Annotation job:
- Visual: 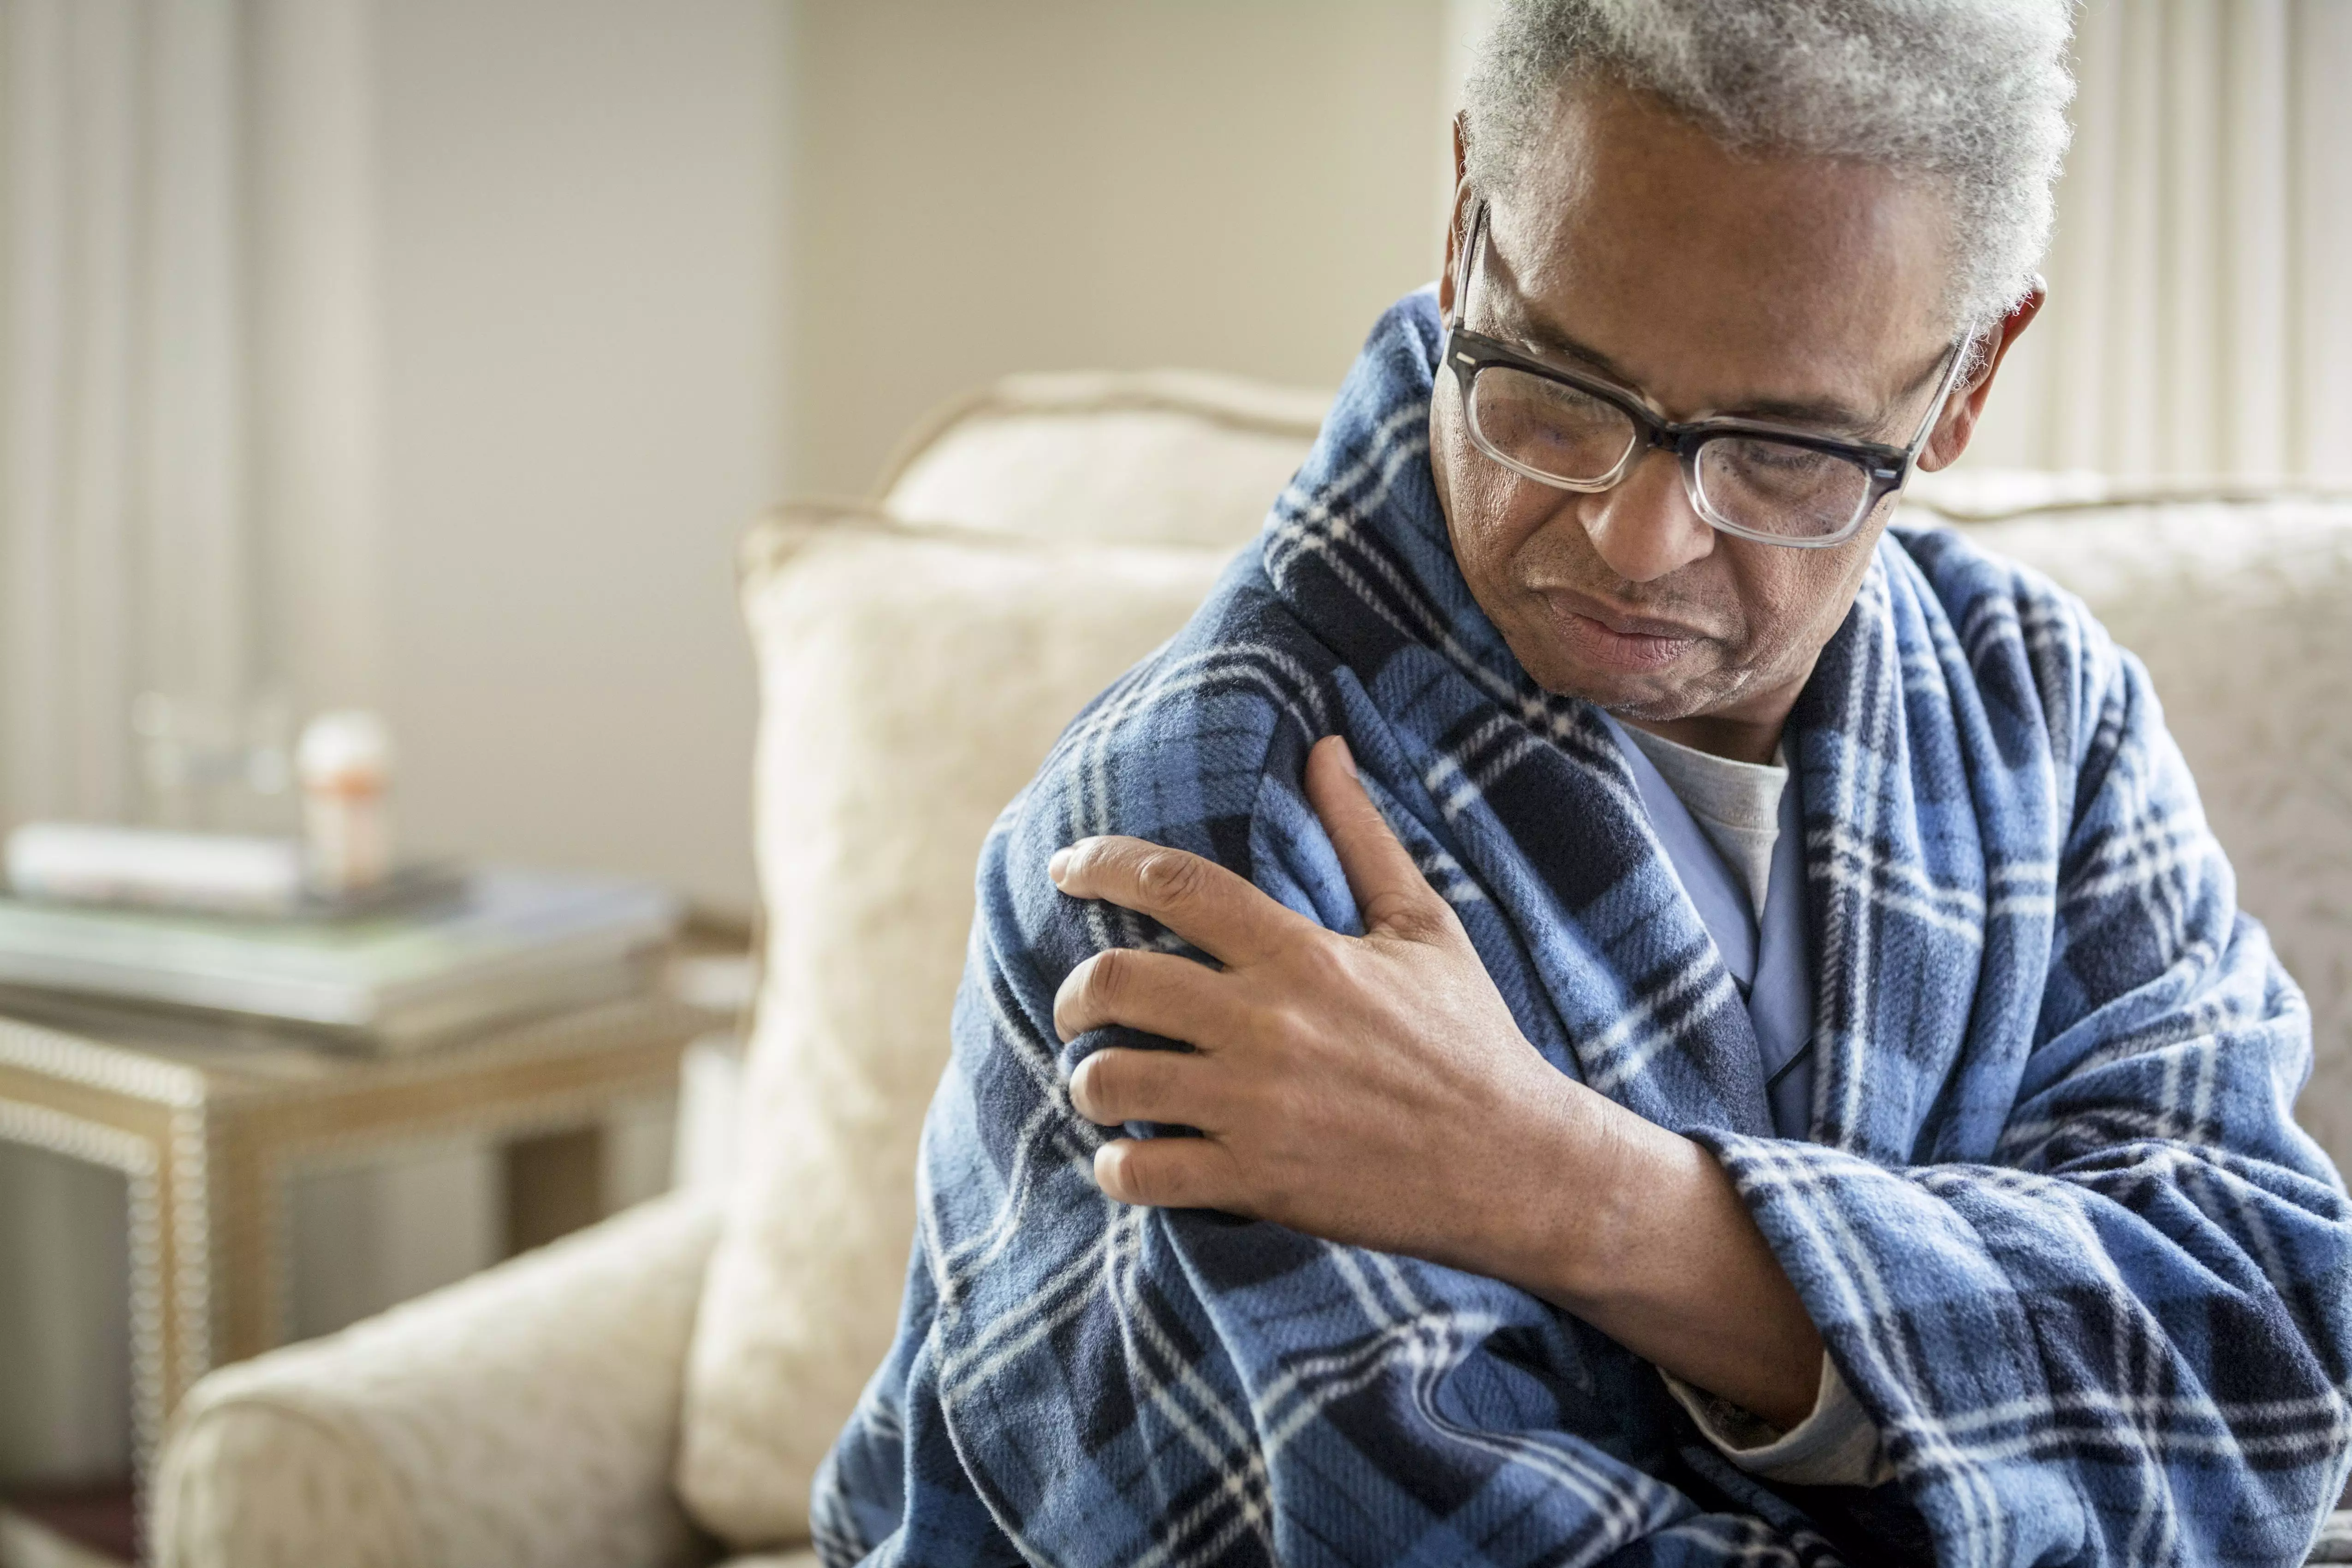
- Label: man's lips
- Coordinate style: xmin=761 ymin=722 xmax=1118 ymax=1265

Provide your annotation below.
xmin=1535 ymin=588 xmax=1711 ymax=673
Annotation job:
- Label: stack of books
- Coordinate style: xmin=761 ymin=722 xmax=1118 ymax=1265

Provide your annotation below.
xmin=0 ymin=852 xmax=683 ymax=1054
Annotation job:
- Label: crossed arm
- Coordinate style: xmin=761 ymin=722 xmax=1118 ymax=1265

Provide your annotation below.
xmin=1048 ymin=732 xmax=1825 ymax=1430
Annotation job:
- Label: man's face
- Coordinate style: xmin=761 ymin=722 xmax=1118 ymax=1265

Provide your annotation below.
xmin=1432 ymin=86 xmax=1991 ymax=743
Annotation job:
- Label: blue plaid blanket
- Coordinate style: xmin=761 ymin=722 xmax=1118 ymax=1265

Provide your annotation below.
xmin=812 ymin=292 xmax=2352 ymax=1566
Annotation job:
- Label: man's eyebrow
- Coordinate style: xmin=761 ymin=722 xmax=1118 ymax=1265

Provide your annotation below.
xmin=1722 ymin=392 xmax=1883 ymax=437
xmin=1507 ymin=319 xmax=1645 ymax=393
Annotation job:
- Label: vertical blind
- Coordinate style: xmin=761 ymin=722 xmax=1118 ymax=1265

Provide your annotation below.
xmin=0 ymin=0 xmax=379 ymax=838
xmin=1967 ymin=0 xmax=2352 ymax=479
xmin=1 ymin=0 xmax=254 ymax=830
xmin=0 ymin=0 xmax=379 ymax=1485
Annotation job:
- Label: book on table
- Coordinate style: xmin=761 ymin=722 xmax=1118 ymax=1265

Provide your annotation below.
xmin=0 ymin=868 xmax=683 ymax=1053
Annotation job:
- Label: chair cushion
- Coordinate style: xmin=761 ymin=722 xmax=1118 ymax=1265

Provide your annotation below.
xmin=1921 ymin=487 xmax=2352 ymax=1173
xmin=875 ymin=368 xmax=1325 ymax=549
xmin=675 ymin=505 xmax=1236 ymax=1547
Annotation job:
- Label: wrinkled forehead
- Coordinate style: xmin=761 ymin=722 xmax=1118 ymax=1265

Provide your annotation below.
xmin=1483 ymin=84 xmax=1959 ymax=428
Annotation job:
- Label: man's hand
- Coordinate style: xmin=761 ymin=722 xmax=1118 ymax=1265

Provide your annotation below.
xmin=1051 ymin=733 xmax=1827 ymax=1431
xmin=1051 ymin=733 xmax=1594 ymax=1276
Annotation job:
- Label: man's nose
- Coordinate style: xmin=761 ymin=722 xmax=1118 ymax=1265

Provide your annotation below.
xmin=1576 ymin=448 xmax=1716 ymax=583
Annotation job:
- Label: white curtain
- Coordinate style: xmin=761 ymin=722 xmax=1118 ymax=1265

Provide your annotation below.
xmin=0 ymin=0 xmax=385 ymax=1485
xmin=1 ymin=0 xmax=252 ymax=829
xmin=1967 ymin=0 xmax=2352 ymax=480
xmin=0 ymin=0 xmax=381 ymax=837
xmin=0 ymin=0 xmax=252 ymax=1486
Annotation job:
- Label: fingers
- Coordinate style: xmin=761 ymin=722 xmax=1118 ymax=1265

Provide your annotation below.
xmin=1068 ymin=1046 xmax=1223 ymax=1128
xmin=1053 ymin=946 xmax=1233 ymax=1045
xmin=1049 ymin=836 xmax=1306 ymax=967
xmin=1302 ymin=735 xmax=1453 ymax=942
xmin=1093 ymin=1134 xmax=1245 ymax=1212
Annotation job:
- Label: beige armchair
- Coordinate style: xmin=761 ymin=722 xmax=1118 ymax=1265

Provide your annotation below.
xmin=155 ymin=370 xmax=2352 ymax=1565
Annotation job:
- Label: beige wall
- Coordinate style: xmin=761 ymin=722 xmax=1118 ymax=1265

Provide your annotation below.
xmin=264 ymin=0 xmax=1468 ymax=1360
xmin=361 ymin=0 xmax=1465 ymax=912
xmin=790 ymin=0 xmax=1458 ymax=497
xmin=238 ymin=0 xmax=792 ymax=1378
xmin=372 ymin=0 xmax=786 ymax=913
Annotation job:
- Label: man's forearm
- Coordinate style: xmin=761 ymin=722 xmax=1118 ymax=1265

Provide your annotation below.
xmin=1473 ymin=1077 xmax=1825 ymax=1431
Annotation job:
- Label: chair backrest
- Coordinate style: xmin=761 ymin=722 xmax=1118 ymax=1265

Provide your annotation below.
xmin=875 ymin=368 xmax=1328 ymax=549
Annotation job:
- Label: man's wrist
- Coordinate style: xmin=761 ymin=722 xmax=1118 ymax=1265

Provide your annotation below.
xmin=1477 ymin=1076 xmax=1650 ymax=1313
xmin=1470 ymin=1083 xmax=1824 ymax=1429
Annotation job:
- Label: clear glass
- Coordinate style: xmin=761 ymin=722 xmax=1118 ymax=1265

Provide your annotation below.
xmin=1463 ymin=365 xmax=1639 ymax=483
xmin=1693 ymin=438 xmax=1877 ymax=541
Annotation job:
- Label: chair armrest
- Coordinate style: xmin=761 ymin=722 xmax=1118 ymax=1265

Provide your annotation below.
xmin=155 ymin=1188 xmax=723 ymax=1568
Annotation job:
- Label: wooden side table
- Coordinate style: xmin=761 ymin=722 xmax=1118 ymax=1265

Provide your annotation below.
xmin=0 ymin=988 xmax=716 ymax=1477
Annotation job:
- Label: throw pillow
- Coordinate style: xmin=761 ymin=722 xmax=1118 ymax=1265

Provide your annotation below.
xmin=676 ymin=505 xmax=1236 ymax=1546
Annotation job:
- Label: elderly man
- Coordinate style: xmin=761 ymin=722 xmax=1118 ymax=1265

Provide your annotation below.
xmin=814 ymin=2 xmax=2352 ymax=1563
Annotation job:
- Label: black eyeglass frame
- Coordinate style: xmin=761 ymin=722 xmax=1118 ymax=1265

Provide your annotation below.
xmin=1440 ymin=200 xmax=1969 ymax=549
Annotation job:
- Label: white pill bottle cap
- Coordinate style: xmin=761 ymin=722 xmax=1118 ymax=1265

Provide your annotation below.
xmin=297 ymin=710 xmax=393 ymax=793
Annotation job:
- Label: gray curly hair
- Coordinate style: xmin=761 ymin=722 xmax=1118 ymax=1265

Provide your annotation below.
xmin=1461 ymin=0 xmax=2076 ymax=329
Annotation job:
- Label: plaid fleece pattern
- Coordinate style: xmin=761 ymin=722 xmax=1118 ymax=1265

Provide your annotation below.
xmin=811 ymin=292 xmax=2352 ymax=1567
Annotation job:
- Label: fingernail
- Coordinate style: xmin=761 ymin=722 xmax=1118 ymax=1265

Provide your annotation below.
xmin=1048 ymin=847 xmax=1072 ymax=885
xmin=1331 ymin=736 xmax=1358 ymax=779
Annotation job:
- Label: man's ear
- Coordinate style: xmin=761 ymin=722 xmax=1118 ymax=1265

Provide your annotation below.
xmin=1438 ymin=114 xmax=1474 ymax=319
xmin=1918 ymin=281 xmax=2045 ymax=471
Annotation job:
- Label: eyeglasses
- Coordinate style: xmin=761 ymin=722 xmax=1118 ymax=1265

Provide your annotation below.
xmin=1440 ymin=201 xmax=1970 ymax=548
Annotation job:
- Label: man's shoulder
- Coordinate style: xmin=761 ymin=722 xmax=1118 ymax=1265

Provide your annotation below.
xmin=1884 ymin=519 xmax=2124 ymax=743
xmin=1002 ymin=553 xmax=1342 ymax=872
xmin=1887 ymin=518 xmax=2099 ymax=637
